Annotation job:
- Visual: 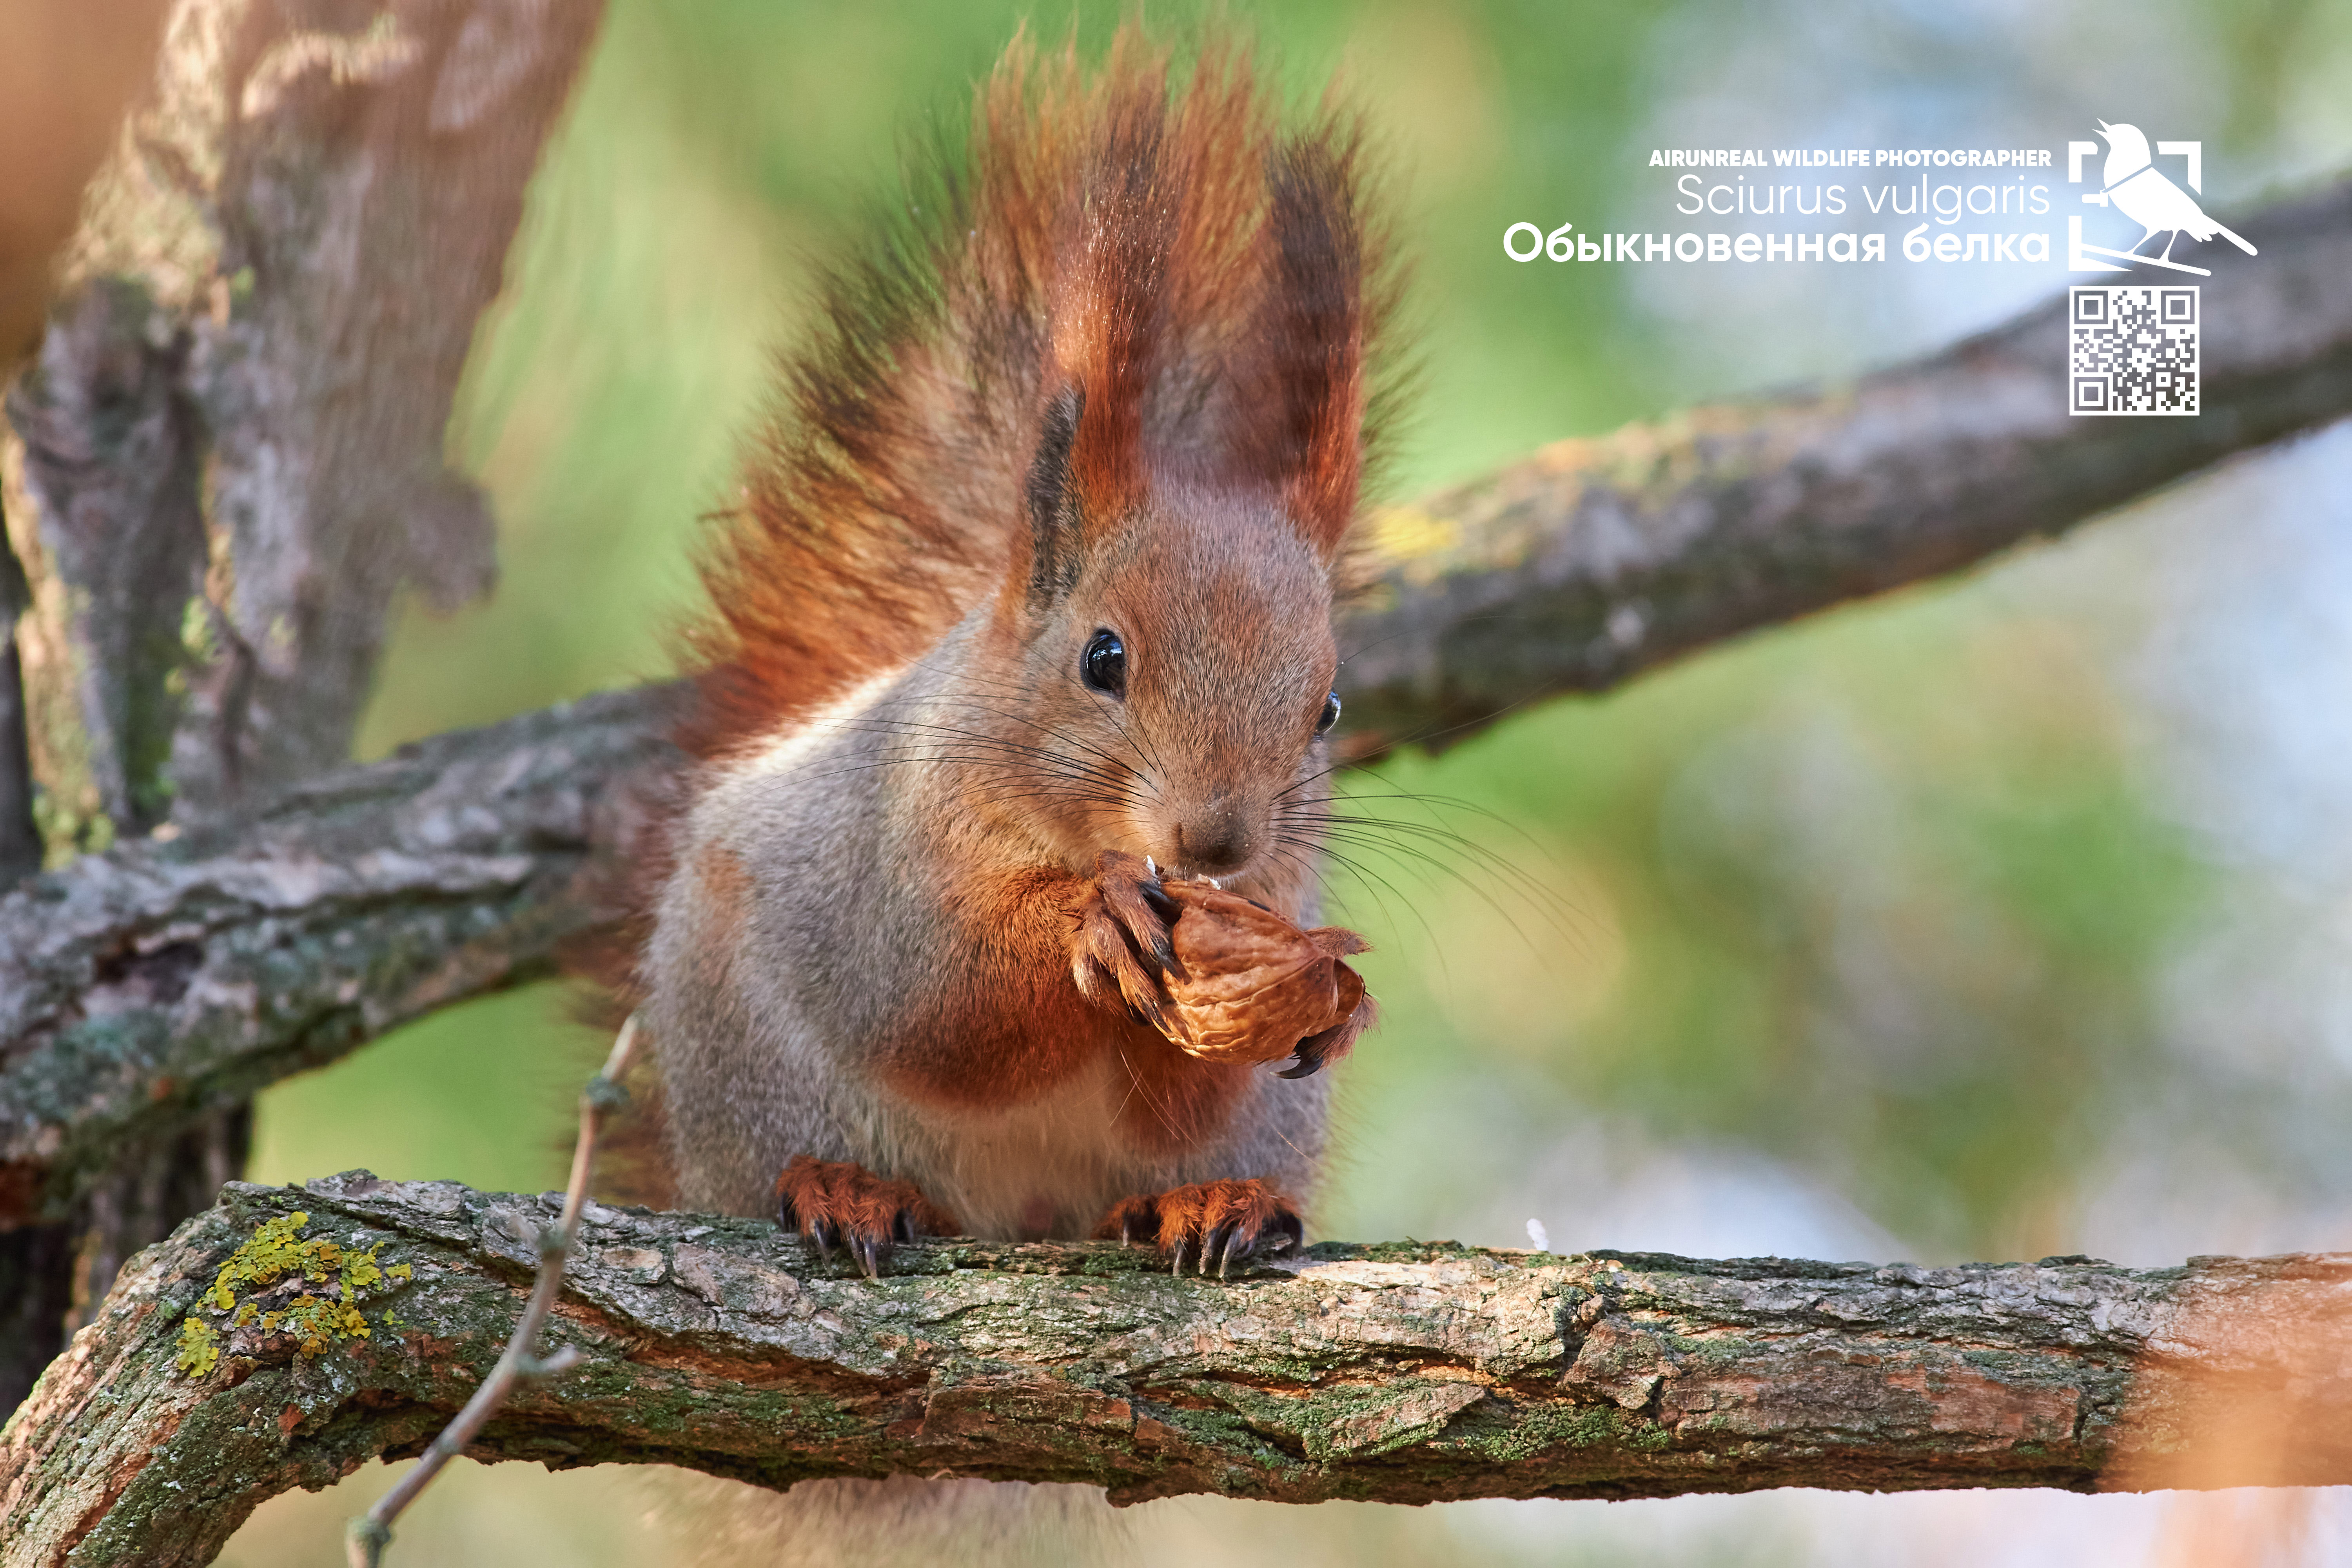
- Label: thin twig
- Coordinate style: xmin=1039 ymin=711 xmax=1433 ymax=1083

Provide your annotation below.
xmin=345 ymin=1014 xmax=642 ymax=1568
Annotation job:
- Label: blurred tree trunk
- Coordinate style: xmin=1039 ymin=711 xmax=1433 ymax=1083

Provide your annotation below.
xmin=0 ymin=536 xmax=37 ymax=885
xmin=0 ymin=0 xmax=604 ymax=1414
xmin=0 ymin=0 xmax=173 ymax=1426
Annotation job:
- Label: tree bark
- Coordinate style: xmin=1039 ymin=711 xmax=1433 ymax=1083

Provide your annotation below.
xmin=0 ymin=0 xmax=606 ymax=1409
xmin=7 ymin=0 xmax=605 ymax=836
xmin=2 ymin=1174 xmax=2346 ymax=1566
xmin=0 ymin=684 xmax=679 ymax=1229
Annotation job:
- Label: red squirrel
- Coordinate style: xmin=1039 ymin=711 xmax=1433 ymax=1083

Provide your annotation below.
xmin=637 ymin=27 xmax=1391 ymax=1278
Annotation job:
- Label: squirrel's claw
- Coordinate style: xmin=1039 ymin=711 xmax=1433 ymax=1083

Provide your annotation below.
xmin=1081 ymin=904 xmax=1172 ymax=1032
xmin=1096 ymin=849 xmax=1177 ymax=971
xmin=1094 ymin=1179 xmax=1301 ymax=1278
xmin=1072 ymin=849 xmax=1180 ymax=1031
xmin=1279 ymin=989 xmax=1377 ymax=1080
xmin=773 ymin=1155 xmax=957 ymax=1278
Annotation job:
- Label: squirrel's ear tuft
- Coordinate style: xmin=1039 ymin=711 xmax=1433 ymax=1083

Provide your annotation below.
xmin=1023 ymin=383 xmax=1087 ymax=610
xmin=1243 ymin=131 xmax=1371 ymax=558
xmin=1035 ymin=56 xmax=1167 ymax=561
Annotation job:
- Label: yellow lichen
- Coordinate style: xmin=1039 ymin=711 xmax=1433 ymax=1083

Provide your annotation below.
xmin=174 ymin=1209 xmax=410 ymax=1379
xmin=341 ymin=1247 xmax=383 ymax=1294
xmin=175 ymin=1316 xmax=220 ymax=1378
xmin=208 ymin=1210 xmax=316 ymax=1302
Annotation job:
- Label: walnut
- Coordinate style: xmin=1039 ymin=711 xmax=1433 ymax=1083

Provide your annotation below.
xmin=1153 ymin=879 xmax=1370 ymax=1067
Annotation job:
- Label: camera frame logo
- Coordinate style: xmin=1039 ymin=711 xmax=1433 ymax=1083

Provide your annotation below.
xmin=2070 ymin=285 xmax=2198 ymax=417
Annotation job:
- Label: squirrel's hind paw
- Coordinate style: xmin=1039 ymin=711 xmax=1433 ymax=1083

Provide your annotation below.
xmin=1095 ymin=1179 xmax=1303 ymax=1279
xmin=774 ymin=1156 xmax=957 ymax=1278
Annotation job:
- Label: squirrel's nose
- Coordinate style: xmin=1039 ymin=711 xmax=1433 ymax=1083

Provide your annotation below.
xmin=1174 ymin=806 xmax=1255 ymax=876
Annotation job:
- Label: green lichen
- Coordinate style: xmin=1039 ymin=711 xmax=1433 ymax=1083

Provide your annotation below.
xmin=1468 ymin=1399 xmax=1675 ymax=1464
xmin=174 ymin=1209 xmax=410 ymax=1378
xmin=1137 ymin=1399 xmax=1303 ymax=1471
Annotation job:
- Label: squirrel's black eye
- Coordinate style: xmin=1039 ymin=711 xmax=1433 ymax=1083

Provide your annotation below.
xmin=1316 ymin=690 xmax=1341 ymax=735
xmin=1081 ymin=629 xmax=1126 ymax=697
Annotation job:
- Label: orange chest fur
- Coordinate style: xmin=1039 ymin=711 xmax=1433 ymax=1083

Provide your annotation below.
xmin=874 ymin=865 xmax=1249 ymax=1154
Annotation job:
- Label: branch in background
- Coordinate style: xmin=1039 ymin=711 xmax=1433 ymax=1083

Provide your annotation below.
xmin=4 ymin=179 xmax=2352 ymax=1265
xmin=1334 ymin=176 xmax=2352 ymax=758
xmin=0 ymin=685 xmax=679 ymax=1230
xmin=2 ymin=1176 xmax=2345 ymax=1566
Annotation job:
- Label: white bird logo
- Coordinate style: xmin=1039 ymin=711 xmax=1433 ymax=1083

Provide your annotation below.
xmin=2083 ymin=120 xmax=2256 ymax=265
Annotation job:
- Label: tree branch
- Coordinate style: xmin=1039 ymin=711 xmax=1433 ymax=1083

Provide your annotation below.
xmin=0 ymin=686 xmax=679 ymax=1228
xmin=2 ymin=1174 xmax=2345 ymax=1566
xmin=5 ymin=177 xmax=2352 ymax=1230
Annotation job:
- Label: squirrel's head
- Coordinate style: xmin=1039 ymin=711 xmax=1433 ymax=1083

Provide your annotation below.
xmin=985 ymin=422 xmax=1345 ymax=879
xmin=966 ymin=73 xmax=1384 ymax=883
xmin=686 ymin=31 xmax=1394 ymax=800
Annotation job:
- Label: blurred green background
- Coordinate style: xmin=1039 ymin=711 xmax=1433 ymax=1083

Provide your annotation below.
xmin=227 ymin=0 xmax=2352 ymax=1563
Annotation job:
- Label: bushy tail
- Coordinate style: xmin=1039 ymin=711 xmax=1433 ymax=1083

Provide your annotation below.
xmin=641 ymin=1472 xmax=1135 ymax=1568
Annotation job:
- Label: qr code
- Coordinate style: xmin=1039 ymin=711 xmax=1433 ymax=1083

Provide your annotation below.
xmin=2069 ymin=287 xmax=2198 ymax=416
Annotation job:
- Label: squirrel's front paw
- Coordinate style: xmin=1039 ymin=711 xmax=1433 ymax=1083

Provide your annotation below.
xmin=1096 ymin=1179 xmax=1303 ymax=1278
xmin=1071 ymin=848 xmax=1180 ymax=1033
xmin=774 ymin=1156 xmax=957 ymax=1278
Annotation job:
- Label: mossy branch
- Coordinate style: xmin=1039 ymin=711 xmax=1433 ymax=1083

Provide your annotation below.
xmin=0 ymin=685 xmax=681 ymax=1228
xmin=2 ymin=1174 xmax=2347 ymax=1566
